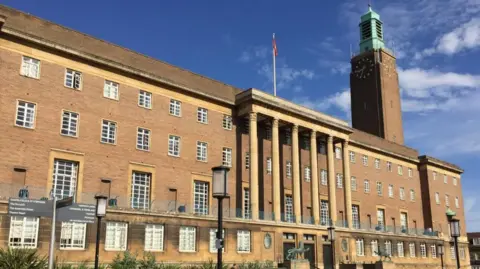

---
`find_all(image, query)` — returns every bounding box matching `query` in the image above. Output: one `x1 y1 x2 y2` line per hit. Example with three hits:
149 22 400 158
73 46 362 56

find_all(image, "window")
222 115 232 130
336 173 343 188
52 159 78 199
237 230 251 253
197 108 208 124
243 188 250 219
285 130 292 145
408 168 413 178
303 136 310 150
286 161 292 179
349 151 355 163
105 222 128 251
398 165 403 175
444 174 448 184
450 246 455 260
433 171 437 180
420 243 426 258
375 158 380 169
362 155 368 166
101 120 117 144
196 141 208 162
397 242 404 257
356 239 364 256
435 192 440 204
474 238 480 246
222 147 232 167
371 240 379 256
303 234 315 241
410 189 415 201
131 172 151 209
266 157 272 175
266 126 273 140
64 69 82 89
388 184 394 198
400 212 408 231
376 182 383 196
385 240 392 257
453 177 457 186
168 135 181 157
15 101 36 128
364 180 370 193
335 147 342 159
320 200 329 225
209 228 225 253
455 197 459 208
21 56 40 78
137 128 150 151
103 80 119 100
9 217 39 248
409 243 416 257
445 195 450 206
352 205 360 229
285 195 294 223
193 181 209 215
61 111 79 137
400 187 405 200
351 176 357 191
169 99 181 117
387 161 392 172
321 169 327 185
245 152 250 169
283 233 296 240
179 226 196 252
244 119 249 133
60 222 86 250
145 224 164 252
460 247 465 260
138 90 152 109
304 166 311 182
377 209 385 230
319 142 326 154
431 244 437 258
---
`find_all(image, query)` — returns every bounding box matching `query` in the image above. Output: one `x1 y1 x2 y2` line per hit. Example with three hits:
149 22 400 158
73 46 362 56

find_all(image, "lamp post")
94 195 108 269
438 244 444 269
328 226 335 269
212 166 230 269
449 218 461 269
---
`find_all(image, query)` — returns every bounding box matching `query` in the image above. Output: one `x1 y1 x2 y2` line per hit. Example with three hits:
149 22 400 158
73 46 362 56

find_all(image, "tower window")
361 21 372 40
375 20 383 39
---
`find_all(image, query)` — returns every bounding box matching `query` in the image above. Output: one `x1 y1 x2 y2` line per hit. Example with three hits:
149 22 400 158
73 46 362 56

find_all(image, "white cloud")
238 46 268 63
294 89 351 119
257 63 315 91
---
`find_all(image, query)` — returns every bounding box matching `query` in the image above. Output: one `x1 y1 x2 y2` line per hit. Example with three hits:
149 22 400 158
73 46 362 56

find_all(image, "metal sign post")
48 195 56 269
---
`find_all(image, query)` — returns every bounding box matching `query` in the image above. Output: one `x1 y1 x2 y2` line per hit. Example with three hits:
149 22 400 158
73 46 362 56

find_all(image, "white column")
310 130 320 225
343 140 352 228
292 124 301 224
327 135 337 224
272 118 281 222
249 112 259 220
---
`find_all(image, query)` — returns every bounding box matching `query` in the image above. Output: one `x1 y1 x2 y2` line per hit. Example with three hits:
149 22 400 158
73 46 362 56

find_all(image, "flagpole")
273 33 277 97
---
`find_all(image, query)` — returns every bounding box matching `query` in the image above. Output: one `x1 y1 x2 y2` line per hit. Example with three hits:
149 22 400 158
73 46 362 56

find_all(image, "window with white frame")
193 181 209 215
455 197 459 208
179 226 196 252
445 195 450 206
385 240 392 256
64 69 82 89
321 169 328 185
400 212 408 231
101 120 117 144
319 142 326 154
21 56 40 78
105 222 128 251
168 135 181 157
285 195 294 223
409 243 416 257
351 176 357 191
400 187 405 200
335 147 342 159
52 159 78 200
285 130 292 145
245 152 250 169
222 147 232 167
61 111 79 137
169 99 181 117
304 166 311 182
377 209 385 230
243 188 250 219
371 240 379 256
237 230 251 253
131 171 151 209
362 155 368 166
388 184 394 198
60 222 86 250
266 157 272 175
435 192 440 204
397 242 404 257
460 247 465 260
209 228 225 253
286 161 292 179
197 107 208 123
138 90 152 109
408 168 413 178
420 243 426 258
433 171 437 180
444 174 448 184
137 128 150 151
431 245 437 258
450 246 455 260
410 189 415 201
336 173 343 188
9 217 39 248
320 200 329 225
222 115 232 130
265 126 272 140
352 205 360 229
453 177 457 186
196 141 208 162
350 151 355 163
376 182 383 196
145 224 164 252
15 101 36 128
474 238 480 246
364 180 370 193
375 158 380 169
387 161 392 172
398 165 403 175
103 80 119 100
356 239 364 256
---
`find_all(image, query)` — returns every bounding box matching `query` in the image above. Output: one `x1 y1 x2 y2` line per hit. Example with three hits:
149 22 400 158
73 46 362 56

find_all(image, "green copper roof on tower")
359 5 385 53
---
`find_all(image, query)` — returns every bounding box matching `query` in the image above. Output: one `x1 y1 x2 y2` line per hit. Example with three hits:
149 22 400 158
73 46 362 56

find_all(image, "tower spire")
358 2 385 53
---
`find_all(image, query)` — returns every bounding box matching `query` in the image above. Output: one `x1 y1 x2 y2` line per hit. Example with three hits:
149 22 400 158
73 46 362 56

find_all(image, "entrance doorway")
304 243 315 267
323 244 333 269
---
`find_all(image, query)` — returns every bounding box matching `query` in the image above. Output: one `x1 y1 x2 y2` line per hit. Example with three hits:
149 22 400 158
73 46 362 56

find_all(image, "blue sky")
3 0 480 231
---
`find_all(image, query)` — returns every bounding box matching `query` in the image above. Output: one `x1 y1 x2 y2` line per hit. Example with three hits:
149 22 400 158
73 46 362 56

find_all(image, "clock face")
353 57 374 79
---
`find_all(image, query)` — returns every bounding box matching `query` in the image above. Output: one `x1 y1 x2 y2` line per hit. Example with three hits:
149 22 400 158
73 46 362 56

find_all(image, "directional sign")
56 196 73 209
8 198 53 217
57 203 96 224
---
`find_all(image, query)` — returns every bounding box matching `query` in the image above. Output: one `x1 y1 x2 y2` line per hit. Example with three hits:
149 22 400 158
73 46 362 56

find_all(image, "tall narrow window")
52 159 78 200
336 173 343 188
349 151 355 163
435 192 440 204
145 224 164 252
362 155 368 166
304 166 311 182
21 56 40 78
64 69 82 89
131 172 151 209
356 239 364 256
319 142 326 154
265 126 272 140
266 157 272 175
375 158 380 169
237 230 251 253
450 246 455 260
320 200 329 225
209 229 225 253
321 169 328 185
387 161 392 172
400 212 408 232
138 90 152 109
243 188 250 219
351 176 357 191
103 80 119 100
222 115 232 130
388 184 394 198
105 222 128 251
444 174 448 184
15 101 36 128
385 240 392 256
408 168 413 178
137 128 150 151
433 171 437 180
179 226 196 252
169 99 181 117
377 208 385 230
335 147 342 159
61 111 79 137
431 245 437 258
371 240 379 256
9 217 39 248
60 222 86 250
285 195 294 223
285 130 292 145
410 189 415 201
400 187 405 200
409 243 416 257
398 165 403 175
453 177 457 186
193 181 209 215
376 182 383 196
445 195 450 206
397 242 404 257
168 135 181 157
364 180 370 193
222 147 232 167
286 161 292 179
420 243 427 258
352 205 360 229
101 120 117 144
303 137 310 150
196 141 208 162
245 152 250 169
455 197 459 208
197 107 208 123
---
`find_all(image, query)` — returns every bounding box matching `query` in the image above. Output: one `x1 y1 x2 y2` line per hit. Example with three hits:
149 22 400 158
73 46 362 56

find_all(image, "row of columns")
248 112 352 227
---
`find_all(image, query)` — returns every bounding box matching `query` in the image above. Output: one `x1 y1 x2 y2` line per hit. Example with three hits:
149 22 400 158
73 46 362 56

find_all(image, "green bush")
110 251 138 269
138 252 159 269
0 248 47 269
238 261 275 269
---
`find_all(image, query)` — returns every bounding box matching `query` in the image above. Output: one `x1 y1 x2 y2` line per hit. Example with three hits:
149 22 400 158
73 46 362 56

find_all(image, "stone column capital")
310 130 317 137
292 124 299 132
343 140 349 147
249 112 257 121
272 117 279 127
327 135 334 143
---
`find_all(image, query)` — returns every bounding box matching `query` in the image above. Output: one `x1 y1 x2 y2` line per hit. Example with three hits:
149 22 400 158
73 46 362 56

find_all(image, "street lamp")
94 195 108 269
438 244 444 269
449 218 461 269
328 226 335 269
212 166 230 269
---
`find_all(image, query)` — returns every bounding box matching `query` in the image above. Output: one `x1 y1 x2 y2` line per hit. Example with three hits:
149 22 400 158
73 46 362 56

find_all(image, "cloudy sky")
4 0 479 231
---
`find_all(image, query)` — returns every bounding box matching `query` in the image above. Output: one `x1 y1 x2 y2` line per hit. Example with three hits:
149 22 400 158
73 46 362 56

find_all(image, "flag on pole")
272 34 278 56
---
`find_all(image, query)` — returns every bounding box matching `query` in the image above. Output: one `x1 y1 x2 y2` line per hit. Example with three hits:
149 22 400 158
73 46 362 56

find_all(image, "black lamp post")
212 166 230 269
449 218 461 269
328 226 335 269
438 244 444 269
94 195 108 269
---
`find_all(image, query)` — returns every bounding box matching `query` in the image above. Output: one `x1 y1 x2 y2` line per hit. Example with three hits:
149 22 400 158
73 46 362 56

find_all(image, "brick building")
0 4 470 268
469 233 480 269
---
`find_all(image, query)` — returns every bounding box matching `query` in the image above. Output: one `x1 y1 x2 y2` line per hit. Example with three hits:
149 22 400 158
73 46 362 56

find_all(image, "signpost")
8 198 53 217
57 203 96 224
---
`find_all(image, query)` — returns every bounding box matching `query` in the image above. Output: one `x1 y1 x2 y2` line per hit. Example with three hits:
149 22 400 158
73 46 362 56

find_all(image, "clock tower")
350 6 404 144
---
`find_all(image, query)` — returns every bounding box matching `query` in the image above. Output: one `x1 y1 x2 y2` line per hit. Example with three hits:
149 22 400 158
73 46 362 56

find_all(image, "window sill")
60 133 79 139
59 248 86 251
179 250 196 253
20 74 40 80
64 85 82 91
144 249 164 252
197 121 209 125
103 96 120 102
136 148 150 152
100 141 116 146
14 124 35 130
105 248 127 252
169 113 182 118
168 154 181 158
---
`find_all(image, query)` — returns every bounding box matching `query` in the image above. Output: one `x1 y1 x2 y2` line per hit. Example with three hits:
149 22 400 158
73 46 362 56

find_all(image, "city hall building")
0 4 470 268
